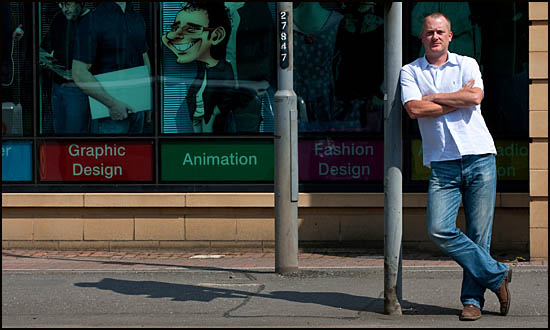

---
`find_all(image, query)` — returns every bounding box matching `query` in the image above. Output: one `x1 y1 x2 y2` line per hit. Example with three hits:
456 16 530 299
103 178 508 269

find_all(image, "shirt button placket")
430 66 437 88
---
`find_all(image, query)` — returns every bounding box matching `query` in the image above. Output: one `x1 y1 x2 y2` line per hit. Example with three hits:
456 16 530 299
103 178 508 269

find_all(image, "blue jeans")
91 112 144 135
427 154 509 310
51 82 90 135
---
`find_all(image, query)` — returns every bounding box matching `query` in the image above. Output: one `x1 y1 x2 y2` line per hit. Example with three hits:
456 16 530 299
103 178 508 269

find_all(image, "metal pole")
383 1 403 315
274 2 299 275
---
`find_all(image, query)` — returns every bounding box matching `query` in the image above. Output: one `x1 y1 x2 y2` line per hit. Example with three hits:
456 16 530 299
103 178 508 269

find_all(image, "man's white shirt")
401 52 496 167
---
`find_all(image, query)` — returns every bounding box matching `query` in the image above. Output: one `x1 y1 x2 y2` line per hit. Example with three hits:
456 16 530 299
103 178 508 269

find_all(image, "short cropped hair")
423 12 452 32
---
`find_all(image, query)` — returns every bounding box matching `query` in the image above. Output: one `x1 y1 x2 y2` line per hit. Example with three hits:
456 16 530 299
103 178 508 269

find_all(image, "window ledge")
1 192 529 208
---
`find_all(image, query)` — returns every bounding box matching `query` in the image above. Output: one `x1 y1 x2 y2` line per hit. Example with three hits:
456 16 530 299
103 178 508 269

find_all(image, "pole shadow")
74 277 471 317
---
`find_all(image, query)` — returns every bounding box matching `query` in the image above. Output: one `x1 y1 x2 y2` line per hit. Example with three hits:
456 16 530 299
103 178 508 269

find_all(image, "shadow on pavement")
74 277 469 317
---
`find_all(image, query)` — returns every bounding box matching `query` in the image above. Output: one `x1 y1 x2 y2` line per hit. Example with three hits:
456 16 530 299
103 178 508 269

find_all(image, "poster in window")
39 2 154 136
295 2 384 133
161 2 276 134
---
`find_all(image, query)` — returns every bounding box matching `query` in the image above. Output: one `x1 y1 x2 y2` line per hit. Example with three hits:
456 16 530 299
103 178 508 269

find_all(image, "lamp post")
383 1 403 315
274 2 299 275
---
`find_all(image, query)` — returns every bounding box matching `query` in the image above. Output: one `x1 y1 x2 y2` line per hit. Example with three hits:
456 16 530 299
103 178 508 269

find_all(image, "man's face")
421 16 453 58
162 9 216 64
60 2 82 21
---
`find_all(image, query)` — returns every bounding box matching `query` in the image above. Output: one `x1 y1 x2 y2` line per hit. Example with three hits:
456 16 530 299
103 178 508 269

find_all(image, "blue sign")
2 141 32 181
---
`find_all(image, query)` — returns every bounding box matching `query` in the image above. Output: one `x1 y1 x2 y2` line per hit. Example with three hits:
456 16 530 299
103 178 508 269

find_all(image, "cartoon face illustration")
162 6 226 66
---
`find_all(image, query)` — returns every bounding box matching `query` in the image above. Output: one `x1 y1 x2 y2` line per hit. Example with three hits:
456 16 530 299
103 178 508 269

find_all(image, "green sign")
161 140 274 181
494 139 529 180
411 139 529 181
411 139 431 181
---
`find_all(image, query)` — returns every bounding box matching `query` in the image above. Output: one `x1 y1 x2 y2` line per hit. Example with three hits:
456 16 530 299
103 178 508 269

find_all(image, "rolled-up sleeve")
464 57 484 92
400 65 422 105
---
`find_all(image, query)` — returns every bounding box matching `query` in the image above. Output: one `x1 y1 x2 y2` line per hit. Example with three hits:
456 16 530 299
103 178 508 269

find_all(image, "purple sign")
299 140 383 181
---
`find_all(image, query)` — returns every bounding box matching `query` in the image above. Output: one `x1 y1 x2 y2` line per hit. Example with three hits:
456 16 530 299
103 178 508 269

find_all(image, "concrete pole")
274 2 299 275
383 1 403 315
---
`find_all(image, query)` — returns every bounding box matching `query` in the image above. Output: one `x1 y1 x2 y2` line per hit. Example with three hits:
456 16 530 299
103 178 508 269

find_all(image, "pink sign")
299 140 383 181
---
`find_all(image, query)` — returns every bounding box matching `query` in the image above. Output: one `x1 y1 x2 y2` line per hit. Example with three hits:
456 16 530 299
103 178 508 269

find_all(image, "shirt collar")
447 52 459 65
421 51 458 69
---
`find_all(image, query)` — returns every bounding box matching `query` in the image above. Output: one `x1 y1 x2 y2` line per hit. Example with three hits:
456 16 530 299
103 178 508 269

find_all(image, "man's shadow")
75 278 469 316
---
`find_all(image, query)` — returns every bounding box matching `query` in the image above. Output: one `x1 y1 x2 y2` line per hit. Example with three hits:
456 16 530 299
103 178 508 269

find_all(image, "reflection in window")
1 2 32 136
406 1 529 136
405 2 529 187
39 2 91 135
410 2 481 63
295 1 384 133
39 2 154 136
470 1 529 135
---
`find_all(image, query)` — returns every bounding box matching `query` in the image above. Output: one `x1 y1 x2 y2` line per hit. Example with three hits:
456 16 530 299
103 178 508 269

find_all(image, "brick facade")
529 2 548 261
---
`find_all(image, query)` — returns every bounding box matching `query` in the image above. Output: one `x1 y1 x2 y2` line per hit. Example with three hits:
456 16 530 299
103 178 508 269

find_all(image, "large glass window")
2 2 33 137
160 2 276 134
294 1 384 134
2 2 34 183
1 1 530 192
38 2 154 136
294 2 384 189
404 1 529 190
405 2 529 136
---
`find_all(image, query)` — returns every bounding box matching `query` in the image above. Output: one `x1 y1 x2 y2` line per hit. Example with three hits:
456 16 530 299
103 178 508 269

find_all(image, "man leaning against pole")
400 12 512 322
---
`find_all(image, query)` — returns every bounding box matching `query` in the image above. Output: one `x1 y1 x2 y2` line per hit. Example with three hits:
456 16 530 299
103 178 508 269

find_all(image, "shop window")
2 1 529 193
294 2 384 189
404 1 529 191
2 2 34 183
1 2 33 137
38 2 154 136
294 1 384 134
160 2 276 134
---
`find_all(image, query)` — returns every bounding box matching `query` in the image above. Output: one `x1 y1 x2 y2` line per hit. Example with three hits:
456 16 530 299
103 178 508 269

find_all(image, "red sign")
40 141 153 181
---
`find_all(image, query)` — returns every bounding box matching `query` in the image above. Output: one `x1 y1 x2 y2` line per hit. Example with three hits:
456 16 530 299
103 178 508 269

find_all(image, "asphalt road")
2 267 548 328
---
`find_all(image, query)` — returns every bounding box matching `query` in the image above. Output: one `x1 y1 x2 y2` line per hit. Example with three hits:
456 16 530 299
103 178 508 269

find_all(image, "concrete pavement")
2 249 548 327
2 249 546 271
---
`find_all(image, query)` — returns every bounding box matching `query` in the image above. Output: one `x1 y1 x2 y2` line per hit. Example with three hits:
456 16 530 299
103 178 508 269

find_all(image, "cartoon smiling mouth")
172 41 197 53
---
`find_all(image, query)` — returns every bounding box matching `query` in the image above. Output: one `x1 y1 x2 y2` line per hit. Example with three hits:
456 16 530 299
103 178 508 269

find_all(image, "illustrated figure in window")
40 2 91 135
72 2 151 135
163 2 252 133
224 2 275 133
292 1 343 132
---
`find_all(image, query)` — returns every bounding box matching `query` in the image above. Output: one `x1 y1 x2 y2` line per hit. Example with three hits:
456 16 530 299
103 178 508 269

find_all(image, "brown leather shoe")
460 304 482 321
494 268 512 316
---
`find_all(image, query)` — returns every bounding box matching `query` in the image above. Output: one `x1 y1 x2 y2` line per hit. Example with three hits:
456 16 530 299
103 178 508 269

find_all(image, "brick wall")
529 2 548 261
2 193 529 253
